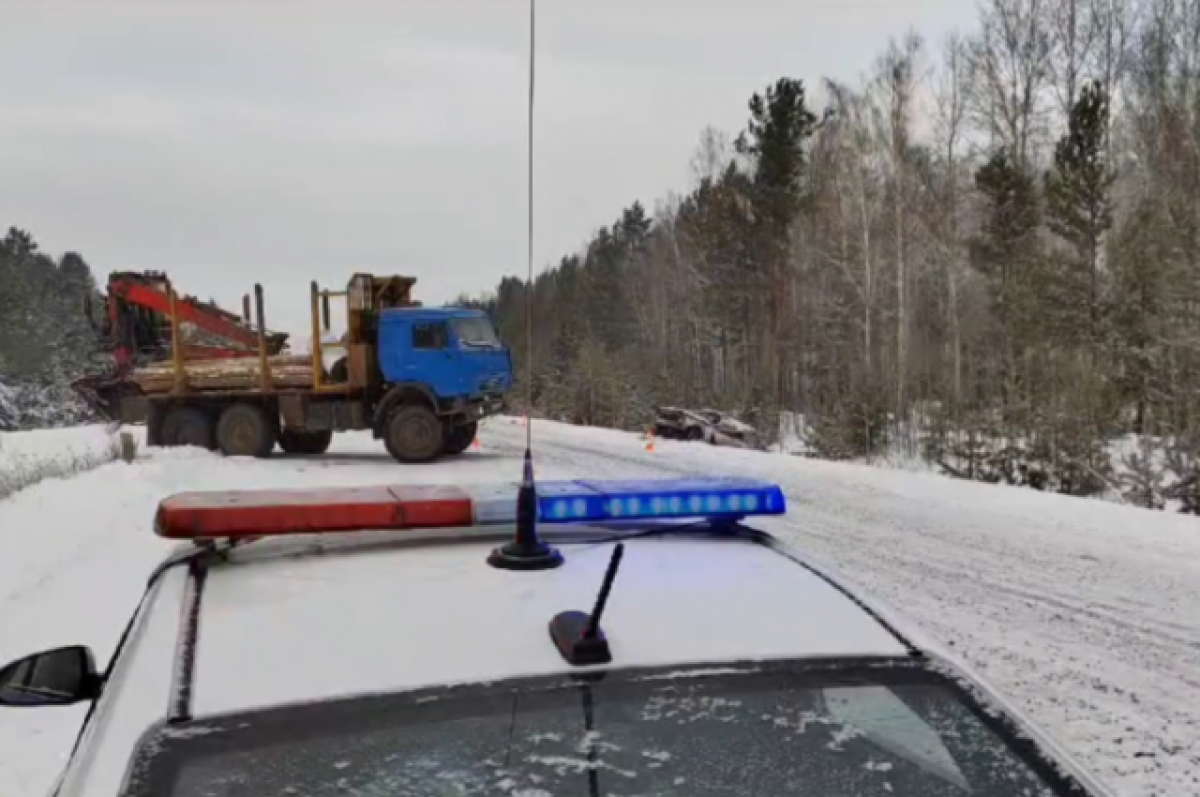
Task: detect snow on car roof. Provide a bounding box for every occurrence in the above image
[191,533,908,716]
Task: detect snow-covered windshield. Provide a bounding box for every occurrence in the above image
[134,661,1080,796]
[452,316,501,349]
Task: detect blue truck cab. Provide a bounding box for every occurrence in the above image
[373,307,513,462]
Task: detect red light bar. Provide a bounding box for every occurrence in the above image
[155,485,474,540]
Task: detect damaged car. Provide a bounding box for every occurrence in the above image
[653,406,762,449]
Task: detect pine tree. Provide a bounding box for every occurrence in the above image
[1120,437,1166,509]
[736,79,818,234]
[584,225,630,355]
[1044,80,1116,346]
[0,228,101,427]
[971,149,1042,415]
[735,78,819,436]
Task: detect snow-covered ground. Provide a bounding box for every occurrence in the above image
[0,425,121,501]
[0,418,1197,797]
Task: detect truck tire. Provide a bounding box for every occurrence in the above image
[216,404,275,458]
[278,428,333,455]
[161,407,216,450]
[442,422,478,456]
[384,405,443,463]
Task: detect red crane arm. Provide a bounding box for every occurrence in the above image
[112,281,263,350]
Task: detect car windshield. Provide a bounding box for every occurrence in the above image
[129,659,1083,797]
[452,316,501,348]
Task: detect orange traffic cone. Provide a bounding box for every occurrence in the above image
[644,430,656,452]
[472,436,482,450]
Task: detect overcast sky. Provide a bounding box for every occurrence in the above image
[0,0,977,339]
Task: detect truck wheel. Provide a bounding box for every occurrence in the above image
[161,407,216,450]
[216,404,275,458]
[385,405,443,463]
[442,422,478,456]
[686,426,704,442]
[278,428,333,455]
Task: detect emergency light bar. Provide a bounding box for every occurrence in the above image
[154,478,787,540]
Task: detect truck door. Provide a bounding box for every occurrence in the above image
[407,321,463,399]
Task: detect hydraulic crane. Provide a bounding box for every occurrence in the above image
[88,271,289,370]
[72,271,289,418]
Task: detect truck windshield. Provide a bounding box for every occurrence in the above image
[128,659,1087,797]
[452,317,501,349]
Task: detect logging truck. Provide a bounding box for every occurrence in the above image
[73,273,512,463]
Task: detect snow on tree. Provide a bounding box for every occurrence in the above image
[0,229,100,430]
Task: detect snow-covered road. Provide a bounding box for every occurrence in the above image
[1,418,1197,796]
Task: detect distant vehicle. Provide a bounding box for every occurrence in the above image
[72,272,512,463]
[654,405,761,448]
[1,476,1114,797]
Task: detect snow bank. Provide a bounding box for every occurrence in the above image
[0,425,124,501]
[774,410,1198,512]
[0,378,94,431]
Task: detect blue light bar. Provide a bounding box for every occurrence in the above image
[532,478,786,524]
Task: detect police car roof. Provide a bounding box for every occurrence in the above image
[187,529,910,717]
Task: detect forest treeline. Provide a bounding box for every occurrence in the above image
[0,228,98,430]
[471,0,1200,511]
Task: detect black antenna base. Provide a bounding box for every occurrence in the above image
[550,611,611,665]
[488,451,564,571]
[549,543,624,666]
[487,538,564,570]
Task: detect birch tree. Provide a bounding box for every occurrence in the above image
[968,0,1054,170]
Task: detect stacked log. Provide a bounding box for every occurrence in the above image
[131,355,316,393]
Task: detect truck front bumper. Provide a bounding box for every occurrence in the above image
[442,393,508,421]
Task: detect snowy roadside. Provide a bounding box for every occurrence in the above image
[0,425,124,501]
[773,412,1198,513]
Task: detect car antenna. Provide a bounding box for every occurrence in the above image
[549,543,625,665]
[488,0,563,572]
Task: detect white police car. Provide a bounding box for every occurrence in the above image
[1,474,1114,796]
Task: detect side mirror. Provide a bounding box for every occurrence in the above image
[0,646,102,707]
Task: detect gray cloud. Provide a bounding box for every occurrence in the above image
[0,0,976,340]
